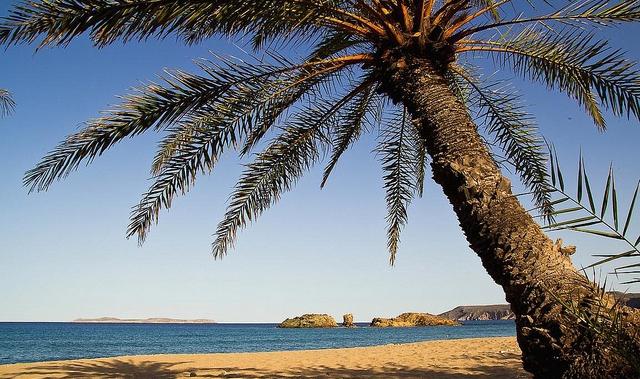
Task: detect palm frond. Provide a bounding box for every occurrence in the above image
[321,82,379,187]
[24,60,284,192]
[0,0,382,48]
[24,54,367,193]
[128,118,237,244]
[307,30,368,62]
[460,28,640,129]
[452,0,640,41]
[463,0,504,23]
[0,89,15,117]
[449,64,553,218]
[237,59,361,156]
[378,107,419,265]
[212,123,326,258]
[150,122,203,176]
[128,58,364,243]
[212,78,373,258]
[1,0,226,47]
[540,150,640,283]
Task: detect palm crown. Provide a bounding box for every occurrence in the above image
[2,0,640,263]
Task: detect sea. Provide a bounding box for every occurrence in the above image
[0,320,516,365]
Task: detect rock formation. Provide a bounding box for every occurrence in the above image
[439,305,515,321]
[343,313,354,327]
[278,314,337,328]
[370,312,459,327]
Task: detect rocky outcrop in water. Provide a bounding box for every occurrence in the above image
[278,314,337,328]
[370,312,459,327]
[343,313,354,327]
[439,305,515,321]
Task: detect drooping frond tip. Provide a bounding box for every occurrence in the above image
[378,107,422,265]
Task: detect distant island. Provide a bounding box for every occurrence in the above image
[439,305,514,321]
[371,312,459,327]
[278,314,338,328]
[73,317,216,324]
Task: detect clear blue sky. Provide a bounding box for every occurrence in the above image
[1,2,639,322]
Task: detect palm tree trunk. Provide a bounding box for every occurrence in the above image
[377,54,640,378]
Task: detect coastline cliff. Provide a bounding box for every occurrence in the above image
[439,305,515,321]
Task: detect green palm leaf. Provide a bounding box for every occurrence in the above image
[0,0,359,48]
[306,30,368,62]
[463,28,640,129]
[23,56,357,193]
[379,107,419,265]
[128,118,238,244]
[128,59,357,243]
[452,0,640,41]
[542,151,640,282]
[321,83,379,187]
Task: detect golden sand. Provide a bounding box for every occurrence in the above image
[0,336,530,378]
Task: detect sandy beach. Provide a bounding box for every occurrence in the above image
[0,336,530,378]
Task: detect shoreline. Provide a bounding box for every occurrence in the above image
[0,336,530,378]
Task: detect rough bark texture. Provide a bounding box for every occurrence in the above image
[375,53,640,378]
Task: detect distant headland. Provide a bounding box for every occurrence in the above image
[439,305,515,321]
[73,317,216,324]
[438,292,640,321]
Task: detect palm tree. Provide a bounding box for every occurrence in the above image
[0,89,14,116]
[2,1,640,377]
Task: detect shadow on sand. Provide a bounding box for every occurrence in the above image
[5,359,188,378]
[2,352,529,378]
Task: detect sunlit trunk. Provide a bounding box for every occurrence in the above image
[377,54,640,378]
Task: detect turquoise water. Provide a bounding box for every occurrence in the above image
[0,321,515,364]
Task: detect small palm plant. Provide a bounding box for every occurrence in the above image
[545,149,640,284]
[2,1,640,377]
[533,150,640,375]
